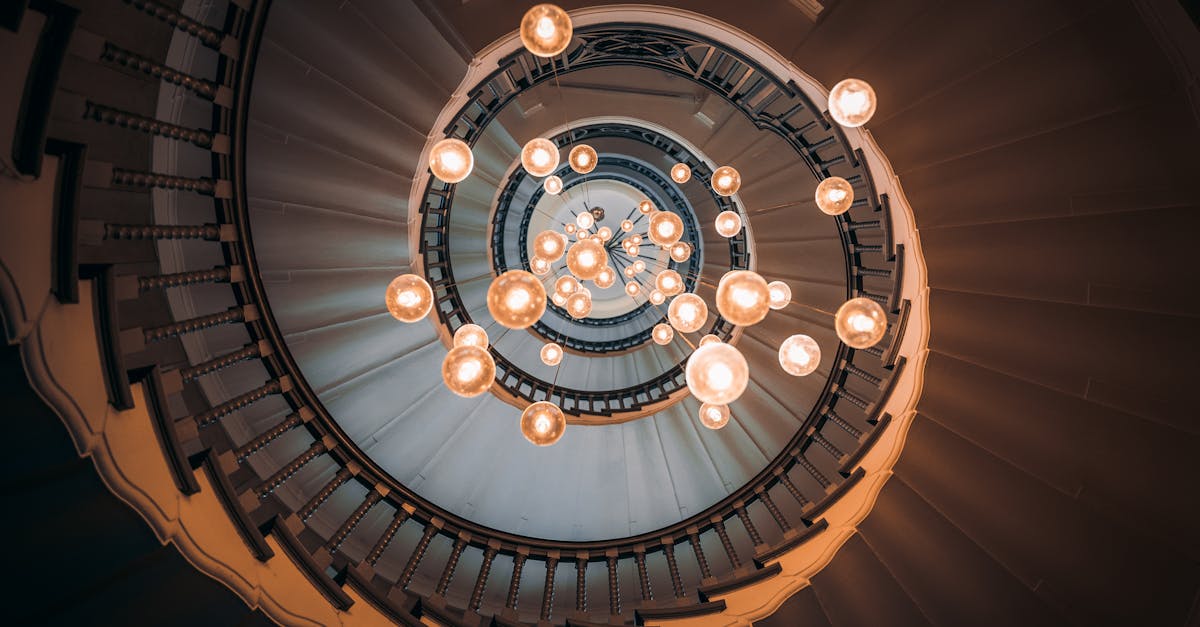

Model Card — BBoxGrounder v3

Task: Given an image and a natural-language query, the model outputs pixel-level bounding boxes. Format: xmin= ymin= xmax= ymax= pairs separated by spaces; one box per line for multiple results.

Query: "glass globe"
xmin=576 ymin=229 xmax=591 ymax=241
xmin=596 ymin=226 xmax=612 ymax=241
xmin=594 ymin=266 xmax=615 ymax=289
xmin=543 ymin=175 xmax=564 ymax=195
xmin=564 ymin=223 xmax=577 ymax=235
xmin=669 ymin=242 xmax=692 ymax=263
xmin=521 ymin=401 xmax=566 ymax=446
xmin=568 ymin=144 xmax=598 ymax=174
xmin=442 ymin=345 xmax=495 ymax=397
xmin=698 ymin=403 xmax=730 ymax=429
xmin=428 ymin=138 xmax=474 ymax=184
xmin=534 ymin=230 xmax=567 ymax=261
xmin=715 ymin=270 xmax=770 ymax=326
xmin=551 ymin=292 xmax=567 ymax=306
xmin=566 ymin=238 xmax=607 ymax=281
xmin=828 ymin=78 xmax=877 ymax=127
xmin=670 ymin=163 xmax=692 ymax=183
xmin=668 ymin=293 xmax=708 ymax=333
xmin=711 ymin=166 xmax=741 ymax=196
xmin=685 ymin=342 xmax=749 ymax=405
xmin=648 ymin=211 xmax=684 ymax=246
xmin=486 ymin=270 xmax=547 ymax=329
xmin=625 ymin=282 xmax=640 ymax=296
xmin=638 ymin=199 xmax=655 ymax=214
xmin=714 ymin=211 xmax=742 ymax=238
xmin=633 ymin=260 xmax=646 ymax=273
xmin=385 ymin=274 xmax=434 ymax=322
xmin=767 ymin=281 xmax=791 ymax=310
xmin=620 ymin=219 xmax=634 ymax=232
xmin=453 ymin=323 xmax=488 ymax=348
xmin=554 ymin=275 xmax=580 ymax=297
xmin=530 ymin=256 xmax=551 ymax=276
xmin=519 ymin=4 xmax=572 ymax=58
xmin=626 ymin=245 xmax=640 ymax=257
xmin=649 ymin=289 xmax=666 ymax=305
xmin=575 ymin=211 xmax=594 ymax=230
xmin=521 ymin=138 xmax=559 ymax=177
xmin=565 ymin=291 xmax=592 ymax=318
xmin=835 ymin=297 xmax=888 ymax=348
xmin=623 ymin=266 xmax=636 ymax=278
xmin=540 ymin=342 xmax=563 ymax=366
xmin=652 ymin=323 xmax=674 ymax=345
xmin=815 ymin=176 xmax=855 ymax=216
xmin=779 ymin=334 xmax=821 ymax=376
xmin=699 ymin=334 xmax=721 ymax=346
xmin=655 ymin=269 xmax=684 ymax=296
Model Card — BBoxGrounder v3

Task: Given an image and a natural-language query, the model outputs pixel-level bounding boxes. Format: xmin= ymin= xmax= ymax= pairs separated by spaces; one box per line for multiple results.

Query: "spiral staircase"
xmin=2 ymin=0 xmax=1199 ymax=626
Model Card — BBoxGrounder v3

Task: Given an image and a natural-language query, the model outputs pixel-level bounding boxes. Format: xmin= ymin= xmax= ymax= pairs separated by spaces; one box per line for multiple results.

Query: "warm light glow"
xmin=594 ymin=266 xmax=615 ymax=289
xmin=575 ymin=211 xmax=594 ymax=230
xmin=576 ymin=229 xmax=591 ymax=241
xmin=670 ymin=163 xmax=692 ymax=183
xmin=715 ymin=270 xmax=770 ymax=326
xmin=487 ymin=270 xmax=547 ymax=329
xmin=428 ymin=138 xmax=474 ymax=184
xmin=453 ymin=323 xmax=488 ymax=348
xmin=625 ymin=281 xmax=640 ymax=296
xmin=620 ymin=219 xmax=633 ymax=232
xmin=648 ymin=211 xmax=684 ymax=246
xmin=655 ymin=269 xmax=684 ymax=296
xmin=530 ymin=256 xmax=551 ymax=275
xmin=534 ymin=230 xmax=567 ymax=261
xmin=668 ymin=293 xmax=708 ymax=333
xmin=638 ymin=199 xmax=655 ymax=214
xmin=685 ymin=342 xmax=749 ymax=404
xmin=442 ymin=345 xmax=495 ymax=397
xmin=623 ymin=266 xmax=636 ymax=278
xmin=767 ymin=281 xmax=791 ymax=310
xmin=565 ymin=291 xmax=592 ymax=318
xmin=669 ymin=242 xmax=692 ymax=263
xmin=385 ymin=274 xmax=434 ymax=322
xmin=519 ymin=4 xmax=573 ymax=58
xmin=835 ymin=297 xmax=887 ymax=348
xmin=564 ymin=223 xmax=577 ymax=235
xmin=540 ymin=342 xmax=563 ymax=366
xmin=520 ymin=401 xmax=566 ymax=446
xmin=543 ymin=175 xmax=564 ymax=195
xmin=698 ymin=403 xmax=730 ymax=429
xmin=649 ymin=290 xmax=666 ymax=305
xmin=633 ymin=260 xmax=646 ymax=273
xmin=554 ymin=275 xmax=579 ymax=297
xmin=596 ymin=226 xmax=612 ymax=241
xmin=828 ymin=78 xmax=877 ymax=127
xmin=566 ymin=238 xmax=607 ymax=280
xmin=521 ymin=138 xmax=559 ymax=177
xmin=815 ymin=176 xmax=855 ymax=215
xmin=551 ymin=292 xmax=566 ymax=306
xmin=779 ymin=334 xmax=820 ymax=376
xmin=626 ymin=245 xmax=639 ymax=257
xmin=631 ymin=235 xmax=642 ymax=245
xmin=714 ymin=211 xmax=742 ymax=238
xmin=568 ymin=144 xmax=598 ymax=174
xmin=652 ymin=323 xmax=674 ymax=345
xmin=711 ymin=166 xmax=741 ymax=196
xmin=699 ymin=334 xmax=721 ymax=346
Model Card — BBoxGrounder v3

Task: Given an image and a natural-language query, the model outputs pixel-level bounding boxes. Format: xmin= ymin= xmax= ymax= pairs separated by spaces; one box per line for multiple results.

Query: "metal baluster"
xmin=398 ymin=524 xmax=438 ymax=589
xmin=435 ymin=536 xmax=468 ymax=596
xmin=255 ymin=439 xmax=325 ymax=499
xmin=634 ymin=550 xmax=653 ymax=601
xmin=505 ymin=553 xmax=527 ymax=611
xmin=662 ymin=542 xmax=686 ymax=598
xmin=180 ymin=343 xmax=261 ymax=382
xmin=137 ymin=266 xmax=233 ymax=292
xmin=540 ymin=556 xmax=558 ymax=621
xmin=824 ymin=408 xmax=863 ymax=439
xmin=84 ymin=100 xmax=214 ymax=148
xmin=105 ymin=223 xmax=223 ymax=241
xmin=143 ymin=306 xmax=247 ymax=343
xmin=120 ymin=0 xmax=225 ymax=49
xmin=469 ymin=545 xmax=498 ymax=611
xmin=326 ymin=490 xmax=382 ymax=553
xmin=734 ymin=504 xmax=764 ymax=546
xmin=758 ymin=490 xmax=791 ymax=532
xmin=101 ymin=42 xmax=219 ymax=100
xmin=606 ymin=555 xmax=620 ymax=615
xmin=366 ymin=509 xmax=410 ymax=567
xmin=194 ymin=378 xmax=283 ymax=428
xmin=688 ymin=530 xmax=712 ymax=580
xmin=575 ymin=557 xmax=587 ymax=613
xmin=797 ymin=454 xmax=832 ymax=489
xmin=235 ymin=411 xmax=305 ymax=462
xmin=776 ymin=471 xmax=811 ymax=507
xmin=298 ymin=467 xmax=351 ymax=521
xmin=712 ymin=518 xmax=742 ymax=569
xmin=111 ymin=167 xmax=217 ymax=195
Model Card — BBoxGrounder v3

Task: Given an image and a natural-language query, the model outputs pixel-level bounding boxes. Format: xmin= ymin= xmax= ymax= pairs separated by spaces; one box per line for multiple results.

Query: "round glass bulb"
xmin=521 ymin=138 xmax=559 ymax=177
xmin=594 ymin=266 xmax=615 ymax=289
xmin=564 ymin=223 xmax=577 ymax=235
xmin=714 ymin=211 xmax=742 ymax=238
xmin=442 ymin=345 xmax=495 ymax=397
xmin=669 ymin=242 xmax=692 ymax=263
xmin=698 ymin=403 xmax=731 ymax=429
xmin=385 ymin=274 xmax=434 ymax=322
xmin=540 ymin=342 xmax=563 ymax=366
xmin=623 ymin=266 xmax=636 ymax=278
xmin=767 ymin=280 xmax=791 ymax=310
xmin=576 ymin=229 xmax=591 ymax=241
xmin=699 ymin=334 xmax=721 ymax=346
xmin=568 ymin=144 xmax=597 ymax=174
xmin=828 ymin=78 xmax=877 ymax=127
xmin=668 ymin=293 xmax=708 ymax=333
xmin=530 ymin=256 xmax=551 ymax=276
xmin=543 ymin=175 xmax=564 ymax=195
xmin=575 ymin=211 xmax=594 ymax=230
xmin=626 ymin=245 xmax=640 ymax=257
xmin=521 ymin=401 xmax=566 ymax=446
xmin=428 ymin=138 xmax=474 ymax=184
xmin=566 ymin=238 xmax=607 ymax=281
xmin=711 ymin=166 xmax=741 ymax=196
xmin=685 ymin=342 xmax=749 ymax=405
xmin=835 ymin=297 xmax=888 ymax=348
xmin=534 ymin=230 xmax=567 ymax=261
xmin=453 ymin=323 xmax=488 ymax=348
xmin=670 ymin=163 xmax=692 ymax=183
xmin=655 ymin=269 xmax=684 ymax=296
xmin=652 ymin=323 xmax=674 ymax=345
xmin=649 ymin=289 xmax=666 ymax=305
xmin=551 ymin=292 xmax=567 ymax=306
xmin=638 ymin=199 xmax=655 ymax=214
xmin=519 ymin=4 xmax=573 ymax=58
xmin=596 ymin=226 xmax=612 ymax=241
xmin=715 ymin=270 xmax=770 ymax=326
xmin=620 ymin=219 xmax=634 ymax=232
xmin=633 ymin=260 xmax=646 ymax=273
xmin=554 ymin=275 xmax=580 ymax=297
xmin=487 ymin=270 xmax=547 ymax=329
xmin=565 ymin=291 xmax=592 ymax=318
xmin=815 ymin=176 xmax=855 ymax=216
xmin=648 ymin=211 xmax=684 ymax=246
xmin=779 ymin=334 xmax=821 ymax=376
xmin=625 ymin=282 xmax=640 ymax=296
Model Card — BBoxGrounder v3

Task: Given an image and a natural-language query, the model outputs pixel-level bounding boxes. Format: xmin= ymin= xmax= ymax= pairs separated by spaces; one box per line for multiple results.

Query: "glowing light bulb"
xmin=487 ymin=270 xmax=547 ymax=329
xmin=521 ymin=138 xmax=559 ymax=177
xmin=575 ymin=211 xmax=594 ymax=230
xmin=554 ymin=275 xmax=579 ymax=297
xmin=576 ymin=229 xmax=590 ymax=241
xmin=631 ymin=235 xmax=643 ymax=245
xmin=699 ymin=334 xmax=720 ymax=346
xmin=534 ymin=230 xmax=567 ymax=261
xmin=668 ymin=293 xmax=708 ymax=333
xmin=828 ymin=78 xmax=877 ymax=127
xmin=620 ymin=219 xmax=633 ymax=232
xmin=530 ymin=256 xmax=551 ymax=275
xmin=625 ymin=282 xmax=640 ymax=296
xmin=566 ymin=238 xmax=607 ymax=281
xmin=519 ymin=4 xmax=572 ymax=58
xmin=714 ymin=211 xmax=742 ymax=238
xmin=564 ymin=223 xmax=577 ymax=235
xmin=623 ymin=266 xmax=636 ymax=278
xmin=428 ymin=138 xmax=474 ymax=183
xmin=626 ymin=245 xmax=640 ymax=257
xmin=565 ymin=291 xmax=592 ymax=318
xmin=655 ymin=269 xmax=684 ymax=296
xmin=520 ymin=401 xmax=566 ymax=446
xmin=544 ymin=175 xmax=564 ymax=195
xmin=767 ymin=281 xmax=791 ymax=310
xmin=442 ymin=345 xmax=495 ymax=397
xmin=648 ymin=211 xmax=684 ymax=246
xmin=551 ymin=292 xmax=567 ymax=306
xmin=779 ymin=334 xmax=820 ymax=376
xmin=596 ymin=226 xmax=612 ymax=241
xmin=568 ymin=144 xmax=597 ymax=174
xmin=633 ymin=260 xmax=646 ymax=273
xmin=671 ymin=163 xmax=691 ymax=183
xmin=835 ymin=297 xmax=887 ymax=348
xmin=685 ymin=342 xmax=749 ymax=404
xmin=540 ymin=342 xmax=563 ymax=366
xmin=715 ymin=270 xmax=770 ymax=326
xmin=649 ymin=290 xmax=666 ymax=305
xmin=594 ymin=266 xmax=615 ymax=289
xmin=385 ymin=274 xmax=434 ymax=322
xmin=669 ymin=242 xmax=692 ymax=263
xmin=638 ymin=199 xmax=655 ymax=214
xmin=711 ymin=166 xmax=741 ymax=196
xmin=698 ymin=403 xmax=730 ymax=429
xmin=815 ymin=176 xmax=855 ymax=215
xmin=453 ymin=323 xmax=488 ymax=348
xmin=652 ymin=323 xmax=674 ymax=345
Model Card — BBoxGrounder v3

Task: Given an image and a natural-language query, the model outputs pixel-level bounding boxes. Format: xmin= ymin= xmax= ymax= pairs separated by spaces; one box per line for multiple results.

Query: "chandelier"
xmin=387 ymin=4 xmax=884 ymax=446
